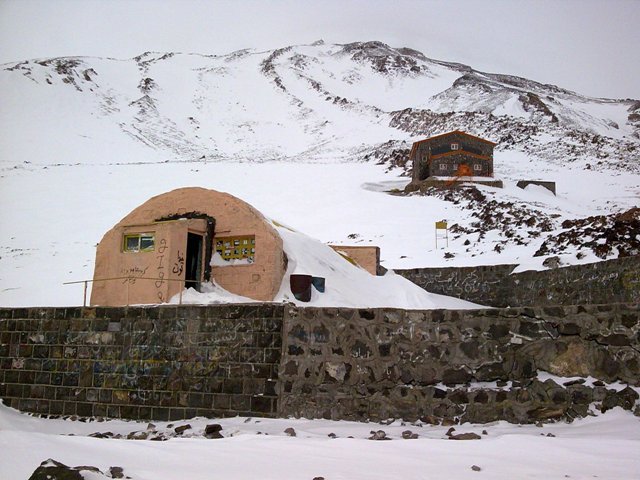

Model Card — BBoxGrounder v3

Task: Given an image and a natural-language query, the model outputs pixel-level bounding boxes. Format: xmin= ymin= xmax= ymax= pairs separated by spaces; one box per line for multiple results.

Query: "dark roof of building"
xmin=411 ymin=130 xmax=497 ymax=149
xmin=409 ymin=130 xmax=496 ymax=160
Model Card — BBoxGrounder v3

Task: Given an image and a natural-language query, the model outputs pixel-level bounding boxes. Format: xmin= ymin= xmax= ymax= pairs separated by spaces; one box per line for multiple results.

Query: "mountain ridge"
xmin=1 ymin=40 xmax=638 ymax=174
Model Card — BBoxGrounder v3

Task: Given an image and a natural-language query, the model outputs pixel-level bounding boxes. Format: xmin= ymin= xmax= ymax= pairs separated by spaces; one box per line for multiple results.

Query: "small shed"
xmin=329 ymin=245 xmax=381 ymax=275
xmin=90 ymin=187 xmax=286 ymax=306
xmin=410 ymin=130 xmax=496 ymax=181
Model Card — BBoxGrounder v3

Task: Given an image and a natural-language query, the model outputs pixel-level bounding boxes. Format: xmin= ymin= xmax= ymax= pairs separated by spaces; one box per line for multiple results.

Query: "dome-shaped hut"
xmin=90 ymin=187 xmax=286 ymax=305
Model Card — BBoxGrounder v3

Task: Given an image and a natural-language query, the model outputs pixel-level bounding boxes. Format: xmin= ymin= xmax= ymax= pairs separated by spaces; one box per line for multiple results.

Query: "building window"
xmin=451 ymin=143 xmax=459 ymax=150
xmin=123 ymin=233 xmax=155 ymax=252
xmin=214 ymin=235 xmax=255 ymax=263
xmin=439 ymin=163 xmax=447 ymax=170
xmin=474 ymin=164 xmax=482 ymax=171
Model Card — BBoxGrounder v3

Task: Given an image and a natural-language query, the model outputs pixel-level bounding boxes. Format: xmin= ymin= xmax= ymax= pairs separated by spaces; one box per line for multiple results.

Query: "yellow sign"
xmin=435 ymin=221 xmax=448 ymax=248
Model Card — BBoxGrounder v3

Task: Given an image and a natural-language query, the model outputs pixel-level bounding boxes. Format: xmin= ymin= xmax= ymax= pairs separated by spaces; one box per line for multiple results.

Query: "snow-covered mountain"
xmin=1 ymin=40 xmax=638 ymax=171
xmin=0 ymin=41 xmax=638 ymax=307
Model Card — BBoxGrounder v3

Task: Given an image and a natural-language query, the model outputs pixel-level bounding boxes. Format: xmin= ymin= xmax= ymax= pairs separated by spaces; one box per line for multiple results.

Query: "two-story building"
xmin=410 ymin=130 xmax=496 ymax=181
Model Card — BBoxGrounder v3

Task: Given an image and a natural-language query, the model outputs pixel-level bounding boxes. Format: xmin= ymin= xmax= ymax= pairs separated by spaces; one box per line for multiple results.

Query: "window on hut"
xmin=123 ymin=233 xmax=155 ymax=252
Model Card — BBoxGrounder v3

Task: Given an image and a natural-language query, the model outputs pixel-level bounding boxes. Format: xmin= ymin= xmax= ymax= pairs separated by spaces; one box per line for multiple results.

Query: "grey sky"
xmin=0 ymin=0 xmax=638 ymax=99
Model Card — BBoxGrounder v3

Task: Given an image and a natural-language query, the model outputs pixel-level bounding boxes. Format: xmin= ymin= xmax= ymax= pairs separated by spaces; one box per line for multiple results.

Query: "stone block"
xmin=168 ymin=408 xmax=187 ymax=421
xmin=251 ymin=395 xmax=274 ymax=414
xmin=243 ymin=378 xmax=265 ymax=395
xmin=24 ymin=358 xmax=42 ymax=371
xmin=4 ymin=370 xmax=19 ymax=383
xmin=49 ymin=400 xmax=64 ymax=415
xmin=222 ymin=378 xmax=243 ymax=395
xmin=264 ymin=348 xmax=281 ymax=364
xmin=77 ymin=402 xmax=93 ymax=417
xmin=230 ymin=395 xmax=250 ymax=411
xmin=19 ymin=371 xmax=36 ymax=384
xmin=120 ymin=405 xmax=140 ymax=419
xmin=63 ymin=402 xmax=77 ymax=415
xmin=6 ymin=383 xmax=23 ymax=397
xmin=152 ymin=407 xmax=170 ymax=421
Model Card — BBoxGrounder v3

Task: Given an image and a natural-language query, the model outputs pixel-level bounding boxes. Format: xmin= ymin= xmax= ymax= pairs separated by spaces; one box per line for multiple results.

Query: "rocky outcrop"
xmin=28 ymin=459 xmax=130 ymax=480
xmin=535 ymin=208 xmax=640 ymax=259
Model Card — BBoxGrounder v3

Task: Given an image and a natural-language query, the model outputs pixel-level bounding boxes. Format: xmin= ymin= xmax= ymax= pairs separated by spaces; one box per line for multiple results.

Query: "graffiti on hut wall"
xmin=120 ymin=266 xmax=149 ymax=284
xmin=172 ymin=251 xmax=185 ymax=276
xmin=154 ymin=238 xmax=168 ymax=302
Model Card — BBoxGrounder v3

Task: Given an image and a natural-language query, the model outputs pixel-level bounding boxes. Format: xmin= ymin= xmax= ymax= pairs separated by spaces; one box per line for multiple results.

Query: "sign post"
xmin=435 ymin=220 xmax=448 ymax=249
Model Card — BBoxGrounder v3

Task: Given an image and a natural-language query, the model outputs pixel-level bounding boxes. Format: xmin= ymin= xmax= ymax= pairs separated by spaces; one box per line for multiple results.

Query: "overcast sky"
xmin=0 ymin=0 xmax=638 ymax=99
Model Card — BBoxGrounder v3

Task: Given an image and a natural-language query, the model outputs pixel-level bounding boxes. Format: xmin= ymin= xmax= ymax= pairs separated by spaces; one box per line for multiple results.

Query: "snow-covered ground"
xmin=1 ymin=400 xmax=639 ymax=479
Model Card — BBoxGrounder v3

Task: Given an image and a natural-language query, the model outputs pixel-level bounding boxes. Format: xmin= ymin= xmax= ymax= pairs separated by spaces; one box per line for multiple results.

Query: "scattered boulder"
xmin=527 ymin=406 xmax=566 ymax=421
xmin=27 ymin=459 xmax=130 ymax=480
xmin=601 ymin=387 xmax=639 ymax=413
xmin=205 ymin=424 xmax=224 ymax=439
xmin=109 ymin=467 xmax=125 ymax=479
xmin=449 ymin=432 xmax=482 ymax=440
xmin=368 ymin=430 xmax=390 ymax=440
xmin=401 ymin=430 xmax=419 ymax=439
xmin=174 ymin=424 xmax=192 ymax=435
xmin=28 ymin=460 xmax=88 ymax=480
xmin=542 ymin=256 xmax=561 ymax=269
xmin=284 ymin=427 xmax=297 ymax=437
xmin=420 ymin=415 xmax=440 ymax=425
xmin=563 ymin=379 xmax=586 ymax=387
xmin=127 ymin=431 xmax=149 ymax=440
xmin=471 ymin=465 xmax=482 ymax=472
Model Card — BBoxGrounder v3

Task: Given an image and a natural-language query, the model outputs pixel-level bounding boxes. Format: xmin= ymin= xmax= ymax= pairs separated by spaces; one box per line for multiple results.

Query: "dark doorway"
xmin=185 ymin=233 xmax=203 ymax=291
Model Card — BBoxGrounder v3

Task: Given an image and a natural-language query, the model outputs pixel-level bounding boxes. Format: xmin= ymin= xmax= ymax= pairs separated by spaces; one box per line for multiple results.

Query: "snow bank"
xmin=173 ymin=221 xmax=483 ymax=309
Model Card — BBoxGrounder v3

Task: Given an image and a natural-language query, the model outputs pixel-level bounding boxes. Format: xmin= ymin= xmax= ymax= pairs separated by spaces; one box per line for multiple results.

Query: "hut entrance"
xmin=186 ymin=232 xmax=203 ymax=291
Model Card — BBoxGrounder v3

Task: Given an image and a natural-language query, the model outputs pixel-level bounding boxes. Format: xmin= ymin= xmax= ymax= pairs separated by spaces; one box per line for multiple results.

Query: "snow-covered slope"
xmin=0 ymin=41 xmax=638 ymax=307
xmin=1 ymin=41 xmax=638 ymax=170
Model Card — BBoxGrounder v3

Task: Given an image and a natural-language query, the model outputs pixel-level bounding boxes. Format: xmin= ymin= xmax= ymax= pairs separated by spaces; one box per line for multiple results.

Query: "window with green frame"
xmin=123 ymin=233 xmax=155 ymax=252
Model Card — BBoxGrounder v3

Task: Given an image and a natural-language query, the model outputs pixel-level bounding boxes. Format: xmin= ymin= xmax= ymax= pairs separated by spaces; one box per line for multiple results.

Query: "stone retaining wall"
xmin=0 ymin=305 xmax=283 ymax=420
xmin=1 ymin=303 xmax=638 ymax=424
xmin=395 ymin=256 xmax=640 ymax=307
xmin=279 ymin=304 xmax=640 ymax=423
